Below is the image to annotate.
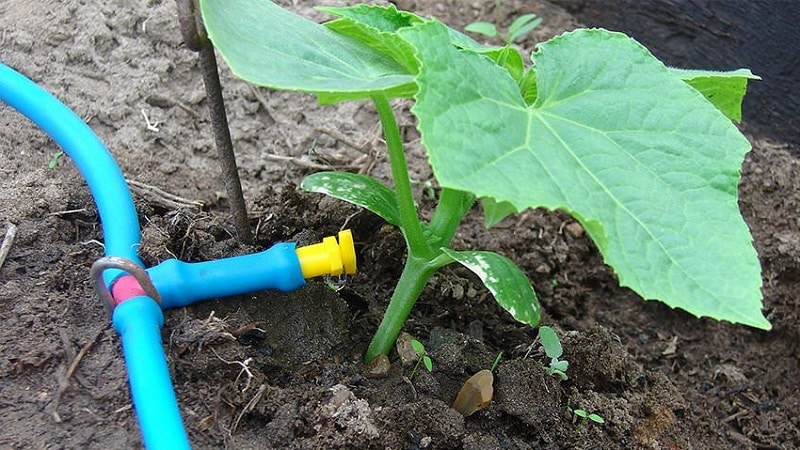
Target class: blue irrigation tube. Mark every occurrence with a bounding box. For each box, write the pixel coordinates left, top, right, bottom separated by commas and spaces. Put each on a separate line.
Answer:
0, 62, 190, 450
1, 62, 355, 450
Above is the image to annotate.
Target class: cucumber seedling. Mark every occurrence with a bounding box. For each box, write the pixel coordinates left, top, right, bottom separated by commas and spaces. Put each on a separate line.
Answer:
200, 0, 768, 364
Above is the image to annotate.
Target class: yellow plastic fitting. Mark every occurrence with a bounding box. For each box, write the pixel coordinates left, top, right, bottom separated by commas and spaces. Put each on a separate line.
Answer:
295, 229, 357, 279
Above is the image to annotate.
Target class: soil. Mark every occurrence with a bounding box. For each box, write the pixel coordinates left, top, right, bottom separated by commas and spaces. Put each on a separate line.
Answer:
1, 1, 798, 449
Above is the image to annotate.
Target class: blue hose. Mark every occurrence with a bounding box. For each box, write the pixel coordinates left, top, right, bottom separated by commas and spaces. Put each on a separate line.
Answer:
113, 298, 190, 450
150, 242, 305, 308
0, 63, 189, 448
1, 61, 345, 450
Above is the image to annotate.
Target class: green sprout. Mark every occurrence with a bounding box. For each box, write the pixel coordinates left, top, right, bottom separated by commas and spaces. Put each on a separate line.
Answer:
409, 339, 432, 380
200, 0, 768, 364
539, 326, 568, 380
465, 13, 542, 45
567, 401, 605, 431
490, 351, 503, 372
48, 150, 64, 170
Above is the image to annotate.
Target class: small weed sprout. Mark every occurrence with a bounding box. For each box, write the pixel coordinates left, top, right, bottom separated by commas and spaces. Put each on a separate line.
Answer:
465, 13, 542, 45
539, 326, 568, 380
567, 401, 605, 431
48, 150, 64, 170
409, 339, 432, 380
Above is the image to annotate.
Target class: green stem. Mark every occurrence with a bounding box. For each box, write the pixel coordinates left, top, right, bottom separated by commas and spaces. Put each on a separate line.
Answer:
371, 94, 432, 259
427, 188, 475, 250
364, 256, 436, 363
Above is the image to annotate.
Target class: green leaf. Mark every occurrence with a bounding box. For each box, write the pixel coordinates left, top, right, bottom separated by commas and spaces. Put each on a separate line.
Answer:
199, 0, 414, 103
518, 69, 538, 105
319, 4, 422, 73
474, 46, 525, 81
588, 413, 605, 423
422, 356, 433, 372
301, 172, 401, 227
402, 23, 768, 329
507, 14, 542, 43
550, 360, 569, 373
441, 249, 540, 327
464, 21, 498, 38
481, 197, 518, 228
538, 326, 563, 359
670, 68, 760, 122
410, 339, 425, 355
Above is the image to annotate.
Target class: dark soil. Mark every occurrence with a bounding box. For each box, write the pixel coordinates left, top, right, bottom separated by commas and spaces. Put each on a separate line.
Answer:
1, 1, 798, 449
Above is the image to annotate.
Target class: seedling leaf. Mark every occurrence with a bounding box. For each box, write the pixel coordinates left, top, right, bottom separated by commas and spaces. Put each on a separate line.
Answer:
402, 23, 768, 329
199, 0, 414, 102
550, 360, 569, 372
472, 46, 525, 81
507, 14, 542, 43
441, 248, 540, 327
410, 339, 425, 355
538, 326, 563, 359
588, 413, 605, 423
464, 21, 498, 38
301, 172, 401, 227
481, 197, 518, 228
669, 68, 760, 122
422, 355, 433, 372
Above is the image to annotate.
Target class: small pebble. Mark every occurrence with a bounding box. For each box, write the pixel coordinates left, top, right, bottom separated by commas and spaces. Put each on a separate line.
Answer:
565, 222, 585, 237
396, 331, 419, 367
364, 354, 391, 379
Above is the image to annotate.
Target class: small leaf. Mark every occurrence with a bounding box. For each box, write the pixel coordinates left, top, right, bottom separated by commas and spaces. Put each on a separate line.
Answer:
422, 356, 433, 372
473, 46, 525, 81
588, 413, 605, 424
507, 14, 542, 43
574, 409, 588, 418
538, 326, 563, 359
481, 197, 518, 228
464, 21, 497, 38
550, 359, 569, 373
441, 249, 540, 327
452, 369, 494, 416
301, 172, 401, 227
518, 69, 538, 105
319, 4, 422, 73
670, 68, 760, 122
410, 339, 425, 356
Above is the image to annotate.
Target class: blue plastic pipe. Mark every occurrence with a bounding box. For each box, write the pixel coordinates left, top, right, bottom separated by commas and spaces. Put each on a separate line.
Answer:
0, 63, 142, 264
149, 242, 306, 309
113, 298, 190, 450
0, 63, 189, 449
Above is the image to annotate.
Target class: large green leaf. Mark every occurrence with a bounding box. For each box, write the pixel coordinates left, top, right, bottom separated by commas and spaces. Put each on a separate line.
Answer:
669, 68, 760, 122
199, 0, 414, 102
301, 172, 401, 227
441, 249, 540, 327
402, 23, 768, 329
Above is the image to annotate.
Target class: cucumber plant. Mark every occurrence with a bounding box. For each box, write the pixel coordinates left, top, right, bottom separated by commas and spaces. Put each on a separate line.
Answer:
199, 0, 769, 363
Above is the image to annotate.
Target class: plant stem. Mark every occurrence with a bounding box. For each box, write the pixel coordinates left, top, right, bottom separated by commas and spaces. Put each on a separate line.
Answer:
364, 256, 436, 363
427, 188, 475, 250
371, 95, 431, 258
176, 0, 253, 244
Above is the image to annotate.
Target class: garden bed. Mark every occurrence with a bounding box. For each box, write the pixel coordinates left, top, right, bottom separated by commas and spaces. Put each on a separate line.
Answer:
1, 0, 797, 448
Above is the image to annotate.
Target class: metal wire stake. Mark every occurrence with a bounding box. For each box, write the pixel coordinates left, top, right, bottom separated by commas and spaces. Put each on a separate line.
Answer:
176, 0, 254, 244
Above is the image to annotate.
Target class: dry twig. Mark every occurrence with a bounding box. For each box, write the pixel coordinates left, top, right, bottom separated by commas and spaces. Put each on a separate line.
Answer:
126, 179, 204, 211
0, 222, 17, 270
